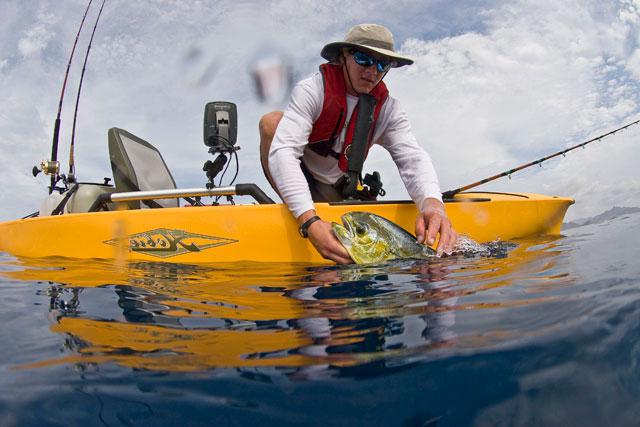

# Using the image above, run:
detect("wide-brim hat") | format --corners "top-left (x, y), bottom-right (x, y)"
top-left (321, 23), bottom-right (414, 67)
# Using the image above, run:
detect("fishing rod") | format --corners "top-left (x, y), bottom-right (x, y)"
top-left (68, 0), bottom-right (107, 183)
top-left (442, 119), bottom-right (640, 199)
top-left (43, 0), bottom-right (94, 194)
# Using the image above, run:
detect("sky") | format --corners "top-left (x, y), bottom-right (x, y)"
top-left (1, 0), bottom-right (639, 222)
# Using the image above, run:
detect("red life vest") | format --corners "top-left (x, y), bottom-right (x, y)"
top-left (308, 63), bottom-right (389, 172)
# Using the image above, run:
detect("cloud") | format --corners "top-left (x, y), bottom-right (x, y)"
top-left (372, 0), bottom-right (640, 220)
top-left (17, 5), bottom-right (56, 58)
top-left (0, 0), bottom-right (639, 223)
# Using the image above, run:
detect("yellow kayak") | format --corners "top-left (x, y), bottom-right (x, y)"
top-left (0, 191), bottom-right (573, 264)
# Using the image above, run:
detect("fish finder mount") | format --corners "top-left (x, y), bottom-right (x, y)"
top-left (203, 101), bottom-right (241, 189)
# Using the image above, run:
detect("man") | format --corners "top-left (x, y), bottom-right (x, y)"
top-left (259, 23), bottom-right (457, 264)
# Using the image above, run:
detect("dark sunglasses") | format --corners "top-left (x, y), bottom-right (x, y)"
top-left (350, 49), bottom-right (396, 73)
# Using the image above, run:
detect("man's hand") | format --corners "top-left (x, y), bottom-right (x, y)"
top-left (299, 210), bottom-right (353, 264)
top-left (415, 198), bottom-right (458, 256)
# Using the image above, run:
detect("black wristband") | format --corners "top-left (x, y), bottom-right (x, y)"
top-left (298, 215), bottom-right (321, 238)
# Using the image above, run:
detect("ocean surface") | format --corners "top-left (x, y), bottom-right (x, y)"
top-left (1, 207), bottom-right (640, 426)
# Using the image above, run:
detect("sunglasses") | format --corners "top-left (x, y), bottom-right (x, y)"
top-left (350, 49), bottom-right (396, 73)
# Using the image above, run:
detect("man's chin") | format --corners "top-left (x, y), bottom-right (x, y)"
top-left (355, 84), bottom-right (374, 93)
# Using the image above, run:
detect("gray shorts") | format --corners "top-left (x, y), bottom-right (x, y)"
top-left (300, 161), bottom-right (345, 203)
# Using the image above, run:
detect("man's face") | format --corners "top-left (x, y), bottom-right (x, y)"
top-left (342, 49), bottom-right (391, 95)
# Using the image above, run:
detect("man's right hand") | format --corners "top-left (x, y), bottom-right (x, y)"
top-left (298, 210), bottom-right (352, 264)
top-left (307, 219), bottom-right (353, 264)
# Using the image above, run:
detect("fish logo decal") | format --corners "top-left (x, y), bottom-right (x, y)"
top-left (104, 228), bottom-right (237, 258)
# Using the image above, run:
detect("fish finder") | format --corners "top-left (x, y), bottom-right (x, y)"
top-left (204, 101), bottom-right (237, 152)
top-left (203, 101), bottom-right (240, 189)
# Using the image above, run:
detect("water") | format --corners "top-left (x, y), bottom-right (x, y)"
top-left (1, 208), bottom-right (639, 426)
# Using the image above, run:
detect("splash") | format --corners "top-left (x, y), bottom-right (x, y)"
top-left (453, 235), bottom-right (516, 258)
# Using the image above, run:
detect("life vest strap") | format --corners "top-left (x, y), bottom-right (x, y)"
top-left (307, 141), bottom-right (340, 159)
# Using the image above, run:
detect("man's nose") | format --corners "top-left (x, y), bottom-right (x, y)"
top-left (362, 64), bottom-right (379, 76)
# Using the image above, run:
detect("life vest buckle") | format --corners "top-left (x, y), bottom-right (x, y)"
top-left (334, 171), bottom-right (385, 201)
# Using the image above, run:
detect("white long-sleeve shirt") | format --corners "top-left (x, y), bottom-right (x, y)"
top-left (269, 71), bottom-right (442, 218)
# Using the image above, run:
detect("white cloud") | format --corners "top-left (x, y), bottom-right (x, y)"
top-left (375, 0), bottom-right (640, 220)
top-left (18, 24), bottom-right (53, 57)
top-left (17, 5), bottom-right (56, 57)
top-left (0, 0), bottom-right (639, 223)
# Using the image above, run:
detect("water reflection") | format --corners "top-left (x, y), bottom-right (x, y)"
top-left (2, 236), bottom-right (576, 377)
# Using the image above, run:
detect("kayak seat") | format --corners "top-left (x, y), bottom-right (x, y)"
top-left (108, 127), bottom-right (179, 209)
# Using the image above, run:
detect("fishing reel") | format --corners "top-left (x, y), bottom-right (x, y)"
top-left (202, 101), bottom-right (240, 189)
top-left (32, 160), bottom-right (60, 177)
top-left (32, 160), bottom-right (71, 193)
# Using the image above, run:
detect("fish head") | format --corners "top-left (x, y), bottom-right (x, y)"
top-left (332, 211), bottom-right (437, 264)
top-left (332, 212), bottom-right (393, 264)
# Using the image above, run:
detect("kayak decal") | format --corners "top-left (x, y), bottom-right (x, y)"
top-left (103, 228), bottom-right (238, 258)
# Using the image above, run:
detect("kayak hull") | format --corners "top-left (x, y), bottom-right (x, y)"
top-left (0, 192), bottom-right (573, 264)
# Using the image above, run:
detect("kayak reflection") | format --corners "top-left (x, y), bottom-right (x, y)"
top-left (4, 239), bottom-right (573, 377)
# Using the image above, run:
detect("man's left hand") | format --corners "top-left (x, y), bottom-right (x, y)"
top-left (415, 197), bottom-right (458, 256)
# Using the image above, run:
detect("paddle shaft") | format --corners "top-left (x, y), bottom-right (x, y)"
top-left (442, 119), bottom-right (640, 199)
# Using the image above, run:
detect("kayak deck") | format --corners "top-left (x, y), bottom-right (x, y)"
top-left (0, 192), bottom-right (573, 264)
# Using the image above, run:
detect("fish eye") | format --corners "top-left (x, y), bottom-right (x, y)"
top-left (355, 224), bottom-right (366, 235)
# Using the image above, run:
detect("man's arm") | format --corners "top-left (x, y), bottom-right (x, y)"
top-left (268, 75), bottom-right (353, 264)
top-left (268, 79), bottom-right (318, 218)
top-left (379, 99), bottom-right (458, 255)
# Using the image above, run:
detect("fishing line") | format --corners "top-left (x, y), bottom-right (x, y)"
top-left (48, 0), bottom-right (94, 193)
top-left (68, 0), bottom-right (107, 182)
top-left (442, 119), bottom-right (640, 199)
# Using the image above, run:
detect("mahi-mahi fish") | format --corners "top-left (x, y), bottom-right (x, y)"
top-left (332, 211), bottom-right (437, 264)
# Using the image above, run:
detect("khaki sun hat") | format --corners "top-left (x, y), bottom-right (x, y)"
top-left (321, 23), bottom-right (414, 67)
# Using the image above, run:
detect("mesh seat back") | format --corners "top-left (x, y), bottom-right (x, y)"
top-left (108, 127), bottom-right (178, 209)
